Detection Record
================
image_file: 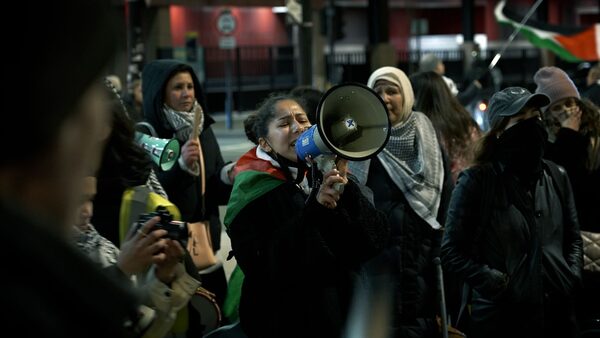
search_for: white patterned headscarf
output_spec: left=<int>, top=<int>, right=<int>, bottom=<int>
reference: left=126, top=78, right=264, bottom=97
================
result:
left=367, top=66, right=415, bottom=120
left=351, top=66, right=444, bottom=229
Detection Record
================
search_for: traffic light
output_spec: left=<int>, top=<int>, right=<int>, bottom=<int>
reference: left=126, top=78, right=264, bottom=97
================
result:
left=320, top=6, right=345, bottom=41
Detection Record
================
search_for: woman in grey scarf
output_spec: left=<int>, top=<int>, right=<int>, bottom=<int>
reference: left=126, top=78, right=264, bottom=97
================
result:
left=349, top=66, right=454, bottom=338
left=142, top=60, right=234, bottom=334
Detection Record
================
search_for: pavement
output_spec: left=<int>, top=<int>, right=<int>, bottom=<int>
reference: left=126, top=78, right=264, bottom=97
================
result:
left=211, top=111, right=250, bottom=138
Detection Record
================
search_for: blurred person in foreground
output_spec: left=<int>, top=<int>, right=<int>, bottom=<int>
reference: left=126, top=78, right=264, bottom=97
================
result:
left=442, top=87, right=582, bottom=338
left=0, top=0, right=150, bottom=336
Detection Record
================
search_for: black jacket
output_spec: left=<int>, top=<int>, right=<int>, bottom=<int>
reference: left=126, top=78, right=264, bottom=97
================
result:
left=363, top=155, right=454, bottom=338
left=142, top=60, right=231, bottom=249
left=441, top=161, right=582, bottom=336
left=3, top=200, right=145, bottom=337
left=545, top=128, right=600, bottom=233
left=228, top=179, right=389, bottom=338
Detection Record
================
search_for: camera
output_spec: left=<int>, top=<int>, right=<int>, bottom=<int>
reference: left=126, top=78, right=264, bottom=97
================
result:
left=136, top=207, right=188, bottom=247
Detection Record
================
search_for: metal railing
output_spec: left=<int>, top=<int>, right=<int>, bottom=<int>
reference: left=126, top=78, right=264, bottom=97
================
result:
left=177, top=45, right=577, bottom=112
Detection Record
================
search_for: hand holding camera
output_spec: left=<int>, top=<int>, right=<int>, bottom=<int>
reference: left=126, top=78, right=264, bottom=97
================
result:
left=135, top=207, right=189, bottom=247
left=116, top=207, right=188, bottom=277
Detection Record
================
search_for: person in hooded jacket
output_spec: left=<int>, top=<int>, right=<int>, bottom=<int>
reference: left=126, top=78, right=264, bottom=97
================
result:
left=141, top=60, right=234, bottom=329
left=441, top=87, right=583, bottom=338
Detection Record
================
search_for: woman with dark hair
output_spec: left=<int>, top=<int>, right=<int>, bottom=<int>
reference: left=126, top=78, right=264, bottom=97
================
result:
left=289, top=85, right=324, bottom=125
left=91, top=79, right=165, bottom=245
left=225, top=94, right=389, bottom=337
left=441, top=87, right=582, bottom=338
left=142, top=60, right=234, bottom=330
left=410, top=71, right=482, bottom=183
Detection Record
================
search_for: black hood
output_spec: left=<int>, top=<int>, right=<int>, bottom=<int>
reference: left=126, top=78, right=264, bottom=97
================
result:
left=142, top=59, right=213, bottom=139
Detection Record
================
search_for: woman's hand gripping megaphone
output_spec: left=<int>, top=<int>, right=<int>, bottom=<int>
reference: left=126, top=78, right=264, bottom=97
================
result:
left=309, top=155, right=348, bottom=209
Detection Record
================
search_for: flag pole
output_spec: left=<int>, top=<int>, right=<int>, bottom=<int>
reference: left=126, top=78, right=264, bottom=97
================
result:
left=489, top=0, right=545, bottom=70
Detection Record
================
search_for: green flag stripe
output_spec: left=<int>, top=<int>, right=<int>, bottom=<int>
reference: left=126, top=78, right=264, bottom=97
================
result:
left=224, top=170, right=285, bottom=228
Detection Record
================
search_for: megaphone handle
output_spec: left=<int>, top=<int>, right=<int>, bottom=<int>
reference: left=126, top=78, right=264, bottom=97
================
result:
left=314, top=154, right=336, bottom=173
left=314, top=154, right=344, bottom=193
left=332, top=182, right=344, bottom=193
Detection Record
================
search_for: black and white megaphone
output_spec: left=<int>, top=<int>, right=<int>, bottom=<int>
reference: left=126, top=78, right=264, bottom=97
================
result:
left=295, top=83, right=390, bottom=187
left=134, top=131, right=180, bottom=171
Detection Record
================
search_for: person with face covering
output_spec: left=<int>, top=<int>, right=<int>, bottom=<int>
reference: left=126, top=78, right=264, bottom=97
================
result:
left=224, top=94, right=389, bottom=337
left=534, top=66, right=600, bottom=234
left=1, top=1, right=152, bottom=336
left=441, top=87, right=583, bottom=338
left=534, top=66, right=600, bottom=332
left=142, top=60, right=234, bottom=319
left=348, top=66, right=454, bottom=337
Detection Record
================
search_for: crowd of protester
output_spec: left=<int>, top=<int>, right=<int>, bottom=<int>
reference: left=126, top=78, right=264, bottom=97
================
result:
left=5, top=3, right=598, bottom=336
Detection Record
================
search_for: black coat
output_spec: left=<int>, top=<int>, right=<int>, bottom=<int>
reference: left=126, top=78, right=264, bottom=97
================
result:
left=228, top=179, right=389, bottom=338
left=363, top=156, right=454, bottom=338
left=545, top=128, right=600, bottom=233
left=3, top=200, right=144, bottom=337
left=441, top=161, right=583, bottom=338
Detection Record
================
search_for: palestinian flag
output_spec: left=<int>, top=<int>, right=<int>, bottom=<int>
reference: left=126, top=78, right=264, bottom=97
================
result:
left=221, top=146, right=288, bottom=323
left=495, top=0, right=599, bottom=62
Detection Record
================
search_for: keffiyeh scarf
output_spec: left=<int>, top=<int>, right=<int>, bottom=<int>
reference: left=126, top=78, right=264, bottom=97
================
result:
left=163, top=100, right=204, bottom=142
left=349, top=111, right=444, bottom=229
left=72, top=224, right=120, bottom=268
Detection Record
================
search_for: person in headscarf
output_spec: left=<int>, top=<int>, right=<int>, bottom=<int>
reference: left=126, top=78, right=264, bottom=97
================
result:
left=348, top=66, right=454, bottom=337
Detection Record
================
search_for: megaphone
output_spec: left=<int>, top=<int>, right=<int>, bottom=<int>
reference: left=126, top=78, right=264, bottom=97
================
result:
left=295, top=83, right=390, bottom=185
left=135, top=132, right=181, bottom=171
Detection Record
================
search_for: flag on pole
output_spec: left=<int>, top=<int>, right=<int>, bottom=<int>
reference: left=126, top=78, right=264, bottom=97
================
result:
left=495, top=0, right=599, bottom=62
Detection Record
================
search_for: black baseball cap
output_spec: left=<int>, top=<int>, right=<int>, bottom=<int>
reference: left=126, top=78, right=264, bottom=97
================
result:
left=487, top=87, right=550, bottom=127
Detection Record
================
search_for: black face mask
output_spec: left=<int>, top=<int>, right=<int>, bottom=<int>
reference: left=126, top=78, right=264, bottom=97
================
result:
left=496, top=117, right=548, bottom=179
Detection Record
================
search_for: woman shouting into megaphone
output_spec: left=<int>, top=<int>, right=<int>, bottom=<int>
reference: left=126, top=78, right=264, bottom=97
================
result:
left=223, top=94, right=390, bottom=338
